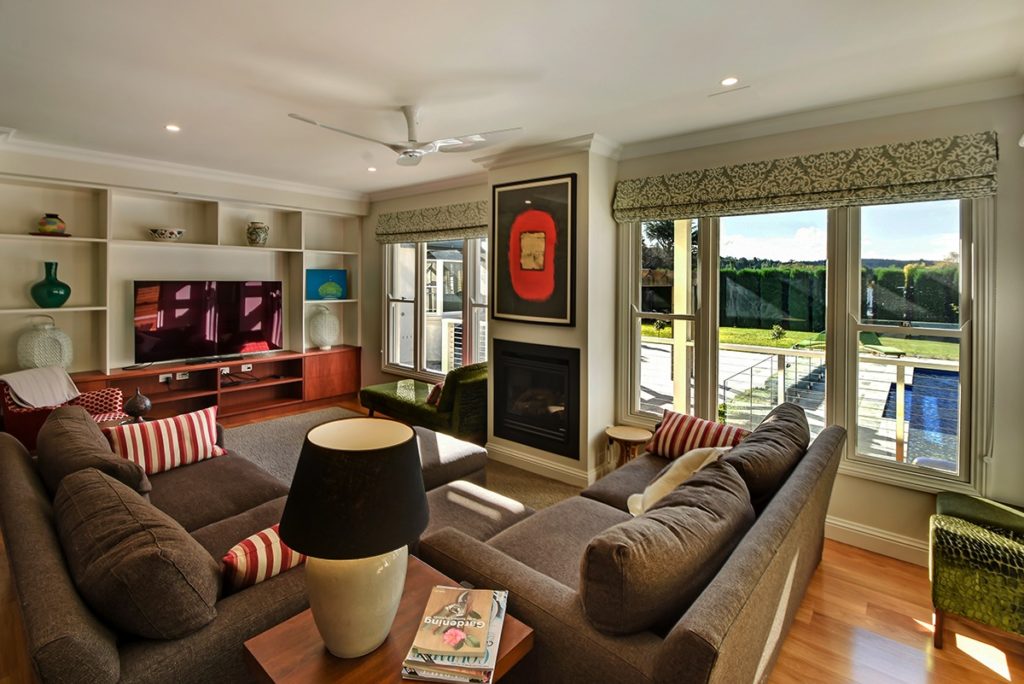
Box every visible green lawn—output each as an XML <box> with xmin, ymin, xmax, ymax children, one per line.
<box><xmin>640</xmin><ymin>323</ymin><xmax>958</xmax><ymax>360</ymax></box>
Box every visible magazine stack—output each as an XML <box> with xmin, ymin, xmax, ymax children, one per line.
<box><xmin>402</xmin><ymin>586</ymin><xmax>509</xmax><ymax>683</ymax></box>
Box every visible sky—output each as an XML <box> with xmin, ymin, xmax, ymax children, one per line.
<box><xmin>719</xmin><ymin>199</ymin><xmax>960</xmax><ymax>263</ymax></box>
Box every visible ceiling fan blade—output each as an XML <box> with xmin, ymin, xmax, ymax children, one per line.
<box><xmin>288</xmin><ymin>113</ymin><xmax>398</xmax><ymax>149</ymax></box>
<box><xmin>435</xmin><ymin>127</ymin><xmax>523</xmax><ymax>153</ymax></box>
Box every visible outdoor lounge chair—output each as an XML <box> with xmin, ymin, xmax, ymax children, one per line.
<box><xmin>858</xmin><ymin>331</ymin><xmax>906</xmax><ymax>357</ymax></box>
<box><xmin>792</xmin><ymin>331</ymin><xmax>905</xmax><ymax>357</ymax></box>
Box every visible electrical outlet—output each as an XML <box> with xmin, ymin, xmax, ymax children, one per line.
<box><xmin>219</xmin><ymin>367</ymin><xmax>230</xmax><ymax>375</ymax></box>
<box><xmin>158</xmin><ymin>373</ymin><xmax>172</xmax><ymax>383</ymax></box>
<box><xmin>241</xmin><ymin>363</ymin><xmax>253</xmax><ymax>372</ymax></box>
<box><xmin>175</xmin><ymin>371</ymin><xmax>190</xmax><ymax>381</ymax></box>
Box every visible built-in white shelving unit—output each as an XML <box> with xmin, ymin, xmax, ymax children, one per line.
<box><xmin>0</xmin><ymin>177</ymin><xmax>362</xmax><ymax>374</ymax></box>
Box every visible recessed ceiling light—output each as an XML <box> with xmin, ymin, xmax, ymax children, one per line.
<box><xmin>165</xmin><ymin>123</ymin><xmax>181</xmax><ymax>132</ymax></box>
<box><xmin>720</xmin><ymin>77</ymin><xmax>739</xmax><ymax>87</ymax></box>
<box><xmin>524</xmin><ymin>200</ymin><xmax>532</xmax><ymax>204</ymax></box>
<box><xmin>367</xmin><ymin>166</ymin><xmax>377</xmax><ymax>173</ymax></box>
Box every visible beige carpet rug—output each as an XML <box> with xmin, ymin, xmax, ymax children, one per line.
<box><xmin>225</xmin><ymin>407</ymin><xmax>580</xmax><ymax>509</ymax></box>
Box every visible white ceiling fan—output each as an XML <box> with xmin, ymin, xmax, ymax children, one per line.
<box><xmin>288</xmin><ymin>106</ymin><xmax>522</xmax><ymax>166</ymax></box>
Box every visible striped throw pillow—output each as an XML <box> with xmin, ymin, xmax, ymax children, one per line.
<box><xmin>222</xmin><ymin>524</ymin><xmax>305</xmax><ymax>591</ymax></box>
<box><xmin>104</xmin><ymin>406</ymin><xmax>226</xmax><ymax>474</ymax></box>
<box><xmin>647</xmin><ymin>409</ymin><xmax>749</xmax><ymax>460</ymax></box>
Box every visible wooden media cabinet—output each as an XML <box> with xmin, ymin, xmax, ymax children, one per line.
<box><xmin>73</xmin><ymin>346</ymin><xmax>360</xmax><ymax>421</ymax></box>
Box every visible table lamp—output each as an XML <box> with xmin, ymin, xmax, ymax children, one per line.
<box><xmin>278</xmin><ymin>417</ymin><xmax>428</xmax><ymax>658</ymax></box>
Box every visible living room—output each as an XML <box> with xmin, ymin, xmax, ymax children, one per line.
<box><xmin>1</xmin><ymin>2</ymin><xmax>1023</xmax><ymax>683</ymax></box>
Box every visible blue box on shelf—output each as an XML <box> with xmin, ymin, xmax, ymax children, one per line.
<box><xmin>306</xmin><ymin>269</ymin><xmax>348</xmax><ymax>300</ymax></box>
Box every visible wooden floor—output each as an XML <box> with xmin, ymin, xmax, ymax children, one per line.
<box><xmin>770</xmin><ymin>541</ymin><xmax>1024</xmax><ymax>683</ymax></box>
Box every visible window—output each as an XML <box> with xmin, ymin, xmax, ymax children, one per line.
<box><xmin>385</xmin><ymin>237</ymin><xmax>487</xmax><ymax>377</ymax></box>
<box><xmin>718</xmin><ymin>210</ymin><xmax>828</xmax><ymax>438</ymax></box>
<box><xmin>850</xmin><ymin>200</ymin><xmax>969</xmax><ymax>480</ymax></box>
<box><xmin>621</xmin><ymin>199</ymin><xmax>987</xmax><ymax>491</ymax></box>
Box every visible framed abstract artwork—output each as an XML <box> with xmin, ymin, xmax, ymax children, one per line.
<box><xmin>305</xmin><ymin>269</ymin><xmax>348</xmax><ymax>300</ymax></box>
<box><xmin>491</xmin><ymin>173</ymin><xmax>577</xmax><ymax>326</ymax></box>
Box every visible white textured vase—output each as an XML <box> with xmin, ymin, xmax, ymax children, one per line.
<box><xmin>305</xmin><ymin>546</ymin><xmax>408</xmax><ymax>658</ymax></box>
<box><xmin>17</xmin><ymin>316</ymin><xmax>72</xmax><ymax>368</ymax></box>
<box><xmin>308</xmin><ymin>305</ymin><xmax>340</xmax><ymax>350</ymax></box>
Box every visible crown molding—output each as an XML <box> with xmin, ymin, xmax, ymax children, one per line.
<box><xmin>473</xmin><ymin>133</ymin><xmax>622</xmax><ymax>170</ymax></box>
<box><xmin>621</xmin><ymin>75</ymin><xmax>1024</xmax><ymax>160</ymax></box>
<box><xmin>367</xmin><ymin>172</ymin><xmax>488</xmax><ymax>203</ymax></box>
<box><xmin>0</xmin><ymin>132</ymin><xmax>367</xmax><ymax>202</ymax></box>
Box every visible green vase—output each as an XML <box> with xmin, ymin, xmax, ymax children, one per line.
<box><xmin>30</xmin><ymin>262</ymin><xmax>71</xmax><ymax>308</ymax></box>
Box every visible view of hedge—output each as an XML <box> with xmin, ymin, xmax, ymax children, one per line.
<box><xmin>716</xmin><ymin>262</ymin><xmax>958</xmax><ymax>330</ymax></box>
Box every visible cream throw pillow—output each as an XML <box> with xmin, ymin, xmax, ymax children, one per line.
<box><xmin>627</xmin><ymin>446</ymin><xmax>731</xmax><ymax>516</ymax></box>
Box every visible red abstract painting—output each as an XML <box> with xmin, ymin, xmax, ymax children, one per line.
<box><xmin>508</xmin><ymin>209</ymin><xmax>557</xmax><ymax>302</ymax></box>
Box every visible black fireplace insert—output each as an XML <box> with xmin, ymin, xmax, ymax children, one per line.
<box><xmin>492</xmin><ymin>338</ymin><xmax>580</xmax><ymax>460</ymax></box>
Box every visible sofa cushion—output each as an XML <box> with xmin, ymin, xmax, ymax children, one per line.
<box><xmin>416</xmin><ymin>427</ymin><xmax>488</xmax><ymax>490</ymax></box>
<box><xmin>36</xmin><ymin>405</ymin><xmax>151</xmax><ymax>497</ymax></box>
<box><xmin>648</xmin><ymin>409</ymin><xmax>749</xmax><ymax>459</ymax></box>
<box><xmin>148</xmin><ymin>454</ymin><xmax>289</xmax><ymax>531</ymax></box>
<box><xmin>488</xmin><ymin>496</ymin><xmax>631</xmax><ymax>589</ymax></box>
<box><xmin>722</xmin><ymin>402</ymin><xmax>809</xmax><ymax>511</ymax></box>
<box><xmin>424</xmin><ymin>480</ymin><xmax>535</xmax><ymax>542</ymax></box>
<box><xmin>580</xmin><ymin>460</ymin><xmax>755</xmax><ymax>635</ymax></box>
<box><xmin>580</xmin><ymin>453</ymin><xmax>670</xmax><ymax>511</ymax></box>
<box><xmin>54</xmin><ymin>468</ymin><xmax>220</xmax><ymax>639</ymax></box>
<box><xmin>627</xmin><ymin>446</ymin><xmax>729</xmax><ymax>516</ymax></box>
<box><xmin>191</xmin><ymin>496</ymin><xmax>288</xmax><ymax>559</ymax></box>
<box><xmin>426</xmin><ymin>381</ymin><xmax>444</xmax><ymax>406</ymax></box>
<box><xmin>222</xmin><ymin>523</ymin><xmax>306</xmax><ymax>592</ymax></box>
<box><xmin>104</xmin><ymin>406</ymin><xmax>226</xmax><ymax>474</ymax></box>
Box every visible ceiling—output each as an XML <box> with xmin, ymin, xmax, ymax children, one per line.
<box><xmin>1</xmin><ymin>1</ymin><xmax>1022</xmax><ymax>196</ymax></box>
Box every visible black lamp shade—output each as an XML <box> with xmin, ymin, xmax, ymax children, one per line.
<box><xmin>279</xmin><ymin>418</ymin><xmax>428</xmax><ymax>560</ymax></box>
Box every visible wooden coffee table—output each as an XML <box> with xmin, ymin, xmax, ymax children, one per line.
<box><xmin>245</xmin><ymin>555</ymin><xmax>534</xmax><ymax>683</ymax></box>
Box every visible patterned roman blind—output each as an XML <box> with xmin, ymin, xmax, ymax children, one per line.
<box><xmin>375</xmin><ymin>200</ymin><xmax>489</xmax><ymax>243</ymax></box>
<box><xmin>612</xmin><ymin>131</ymin><xmax>999</xmax><ymax>221</ymax></box>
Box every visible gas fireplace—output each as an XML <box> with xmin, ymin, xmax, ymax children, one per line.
<box><xmin>492</xmin><ymin>339</ymin><xmax>580</xmax><ymax>460</ymax></box>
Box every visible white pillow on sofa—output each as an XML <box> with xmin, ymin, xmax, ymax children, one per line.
<box><xmin>627</xmin><ymin>446</ymin><xmax>731</xmax><ymax>516</ymax></box>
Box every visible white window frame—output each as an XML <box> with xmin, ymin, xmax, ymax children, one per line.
<box><xmin>616</xmin><ymin>199</ymin><xmax>995</xmax><ymax>496</ymax></box>
<box><xmin>383</xmin><ymin>237</ymin><xmax>488</xmax><ymax>381</ymax></box>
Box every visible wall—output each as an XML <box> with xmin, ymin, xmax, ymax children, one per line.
<box><xmin>618</xmin><ymin>94</ymin><xmax>1024</xmax><ymax>562</ymax></box>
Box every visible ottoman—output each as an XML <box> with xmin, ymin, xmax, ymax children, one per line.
<box><xmin>424</xmin><ymin>480</ymin><xmax>535</xmax><ymax>542</ymax></box>
<box><xmin>416</xmin><ymin>427</ymin><xmax>488</xmax><ymax>490</ymax></box>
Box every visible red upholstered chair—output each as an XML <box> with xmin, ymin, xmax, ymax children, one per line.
<box><xmin>0</xmin><ymin>383</ymin><xmax>126</xmax><ymax>451</ymax></box>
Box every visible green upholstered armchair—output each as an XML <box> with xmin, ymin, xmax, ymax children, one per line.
<box><xmin>359</xmin><ymin>363</ymin><xmax>488</xmax><ymax>442</ymax></box>
<box><xmin>929</xmin><ymin>491</ymin><xmax>1024</xmax><ymax>648</ymax></box>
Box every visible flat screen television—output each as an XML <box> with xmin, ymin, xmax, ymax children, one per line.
<box><xmin>133</xmin><ymin>280</ymin><xmax>283</xmax><ymax>364</ymax></box>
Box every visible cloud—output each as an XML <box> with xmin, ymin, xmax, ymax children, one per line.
<box><xmin>720</xmin><ymin>226</ymin><xmax>826</xmax><ymax>262</ymax></box>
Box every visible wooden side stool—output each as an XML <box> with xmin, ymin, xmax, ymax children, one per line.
<box><xmin>605</xmin><ymin>425</ymin><xmax>653</xmax><ymax>468</ymax></box>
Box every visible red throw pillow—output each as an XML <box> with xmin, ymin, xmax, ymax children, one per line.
<box><xmin>426</xmin><ymin>381</ymin><xmax>444</xmax><ymax>406</ymax></box>
<box><xmin>104</xmin><ymin>406</ymin><xmax>226</xmax><ymax>474</ymax></box>
<box><xmin>222</xmin><ymin>524</ymin><xmax>305</xmax><ymax>591</ymax></box>
<box><xmin>647</xmin><ymin>409</ymin><xmax>749</xmax><ymax>459</ymax></box>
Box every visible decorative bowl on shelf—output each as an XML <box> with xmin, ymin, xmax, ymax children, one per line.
<box><xmin>148</xmin><ymin>228</ymin><xmax>186</xmax><ymax>242</ymax></box>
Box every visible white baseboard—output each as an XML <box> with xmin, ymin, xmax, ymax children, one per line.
<box><xmin>486</xmin><ymin>442</ymin><xmax>590</xmax><ymax>487</ymax></box>
<box><xmin>825</xmin><ymin>515</ymin><xmax>929</xmax><ymax>566</ymax></box>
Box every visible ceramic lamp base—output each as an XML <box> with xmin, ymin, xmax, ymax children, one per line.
<box><xmin>305</xmin><ymin>546</ymin><xmax>409</xmax><ymax>658</ymax></box>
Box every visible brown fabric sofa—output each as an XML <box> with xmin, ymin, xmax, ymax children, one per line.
<box><xmin>0</xmin><ymin>408</ymin><xmax>500</xmax><ymax>684</ymax></box>
<box><xmin>0</xmin><ymin>409</ymin><xmax>306</xmax><ymax>684</ymax></box>
<box><xmin>420</xmin><ymin>403</ymin><xmax>847</xmax><ymax>684</ymax></box>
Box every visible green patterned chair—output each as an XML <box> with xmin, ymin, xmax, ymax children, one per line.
<box><xmin>929</xmin><ymin>491</ymin><xmax>1024</xmax><ymax>648</ymax></box>
<box><xmin>359</xmin><ymin>363</ymin><xmax>488</xmax><ymax>442</ymax></box>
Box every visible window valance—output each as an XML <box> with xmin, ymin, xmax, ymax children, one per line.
<box><xmin>612</xmin><ymin>131</ymin><xmax>998</xmax><ymax>222</ymax></box>
<box><xmin>375</xmin><ymin>200</ymin><xmax>489</xmax><ymax>243</ymax></box>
